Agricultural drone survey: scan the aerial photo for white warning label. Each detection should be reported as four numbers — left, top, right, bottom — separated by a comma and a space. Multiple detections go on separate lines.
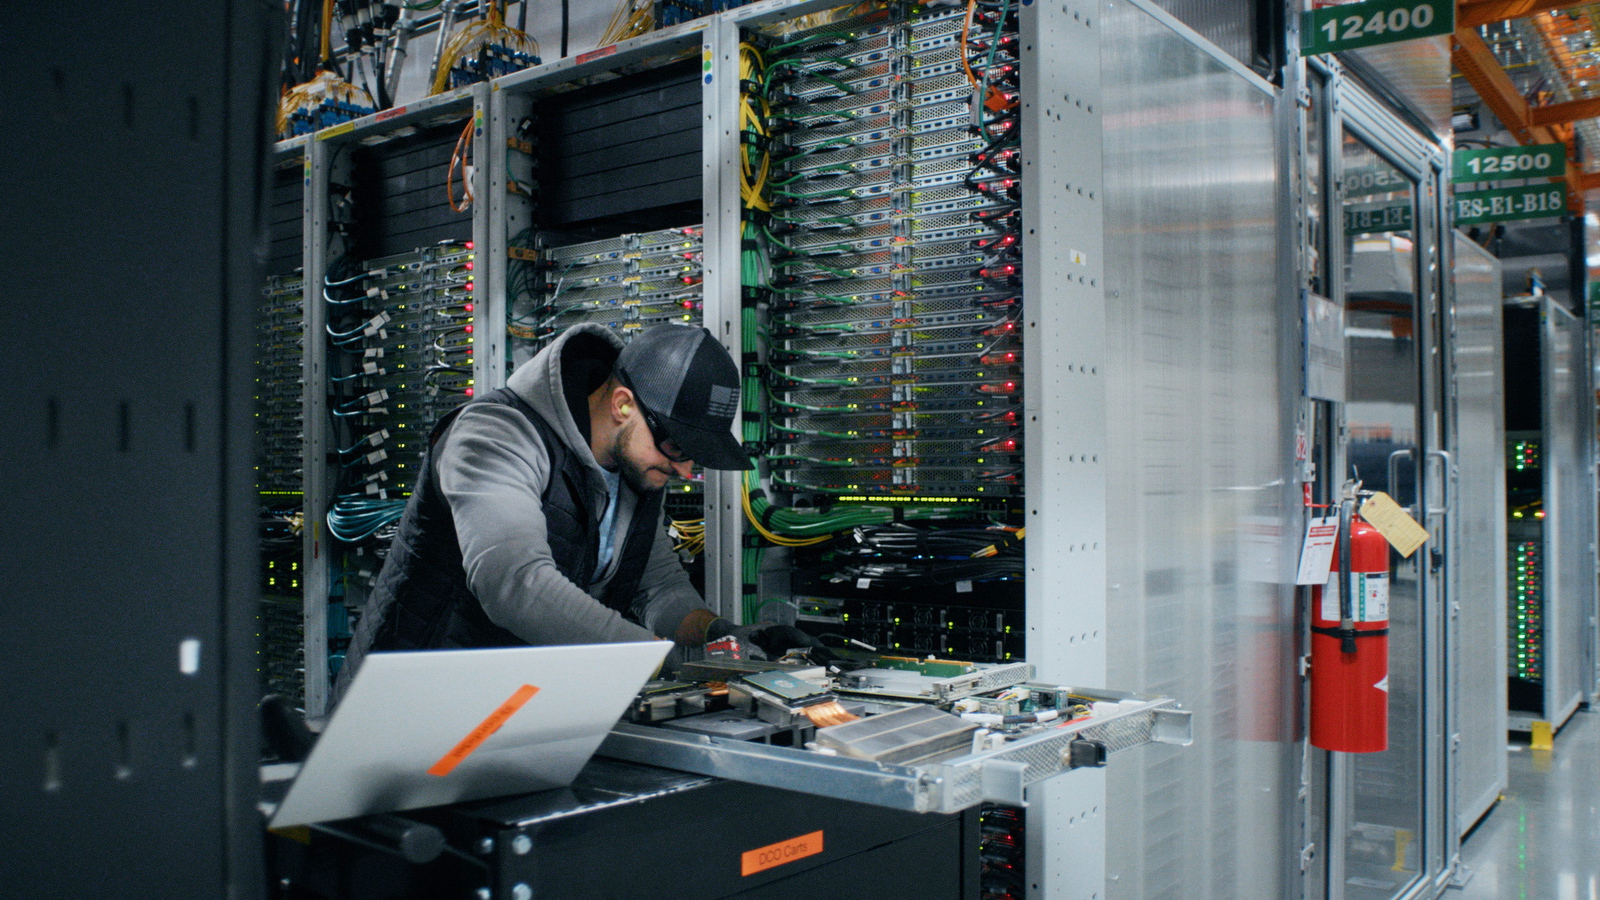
1321, 572, 1389, 622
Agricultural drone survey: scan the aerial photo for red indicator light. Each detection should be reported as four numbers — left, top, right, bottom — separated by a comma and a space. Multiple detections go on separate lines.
464, 303, 474, 312
980, 352, 1017, 364
465, 387, 474, 396
464, 241, 474, 250
464, 324, 474, 333
464, 261, 474, 271
465, 281, 474, 291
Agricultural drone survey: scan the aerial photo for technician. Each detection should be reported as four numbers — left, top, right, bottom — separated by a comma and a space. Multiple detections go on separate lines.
336, 322, 770, 699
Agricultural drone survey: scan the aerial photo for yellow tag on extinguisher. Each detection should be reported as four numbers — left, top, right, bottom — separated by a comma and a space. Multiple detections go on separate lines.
1359, 492, 1430, 558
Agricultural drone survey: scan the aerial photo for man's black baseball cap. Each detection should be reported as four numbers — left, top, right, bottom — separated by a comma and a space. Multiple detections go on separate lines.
615, 324, 753, 471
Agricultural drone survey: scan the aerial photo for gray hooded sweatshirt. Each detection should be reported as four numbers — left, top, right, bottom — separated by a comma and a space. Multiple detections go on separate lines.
432, 324, 708, 644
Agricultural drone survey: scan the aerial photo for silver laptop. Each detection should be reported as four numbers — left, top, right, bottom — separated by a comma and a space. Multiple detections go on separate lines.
267, 641, 670, 828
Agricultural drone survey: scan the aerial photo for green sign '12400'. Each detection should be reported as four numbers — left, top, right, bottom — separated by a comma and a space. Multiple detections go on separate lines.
1303, 0, 1454, 55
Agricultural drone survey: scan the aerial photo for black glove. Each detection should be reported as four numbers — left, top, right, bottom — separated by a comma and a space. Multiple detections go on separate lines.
704, 618, 769, 660
706, 619, 833, 661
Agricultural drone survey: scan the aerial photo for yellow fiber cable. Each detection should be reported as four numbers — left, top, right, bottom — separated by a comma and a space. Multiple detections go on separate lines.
741, 475, 833, 547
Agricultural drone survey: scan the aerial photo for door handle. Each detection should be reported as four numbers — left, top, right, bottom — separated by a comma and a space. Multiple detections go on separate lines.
1387, 448, 1415, 514
1427, 449, 1454, 517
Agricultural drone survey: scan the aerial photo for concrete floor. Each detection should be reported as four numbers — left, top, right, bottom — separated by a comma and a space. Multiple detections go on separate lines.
1448, 706, 1600, 900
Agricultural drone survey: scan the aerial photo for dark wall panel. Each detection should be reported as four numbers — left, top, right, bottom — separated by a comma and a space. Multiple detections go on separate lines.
0, 2, 276, 897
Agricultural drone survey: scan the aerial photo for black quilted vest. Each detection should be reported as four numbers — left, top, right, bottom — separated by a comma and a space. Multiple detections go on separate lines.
353, 387, 664, 658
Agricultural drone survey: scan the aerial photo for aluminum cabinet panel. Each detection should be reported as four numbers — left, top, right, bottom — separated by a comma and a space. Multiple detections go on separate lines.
1450, 232, 1506, 837
1100, 4, 1297, 899
1542, 300, 1593, 728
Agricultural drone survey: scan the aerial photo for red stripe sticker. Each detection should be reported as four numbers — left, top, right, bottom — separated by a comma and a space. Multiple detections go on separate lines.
428, 684, 539, 777
575, 45, 618, 65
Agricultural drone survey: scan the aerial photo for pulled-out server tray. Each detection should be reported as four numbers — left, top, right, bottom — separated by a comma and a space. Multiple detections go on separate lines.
600, 683, 1191, 814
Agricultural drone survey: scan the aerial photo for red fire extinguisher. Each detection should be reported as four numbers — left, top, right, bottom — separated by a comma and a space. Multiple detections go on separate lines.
1309, 503, 1390, 753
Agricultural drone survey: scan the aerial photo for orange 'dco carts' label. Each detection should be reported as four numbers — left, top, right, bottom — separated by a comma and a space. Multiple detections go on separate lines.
742, 831, 824, 876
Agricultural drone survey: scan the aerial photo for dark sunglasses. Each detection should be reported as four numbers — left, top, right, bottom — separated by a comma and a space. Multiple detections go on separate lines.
617, 372, 691, 464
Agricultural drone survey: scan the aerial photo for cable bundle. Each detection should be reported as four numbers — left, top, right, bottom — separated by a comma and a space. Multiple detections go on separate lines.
828, 523, 1024, 586
279, 69, 377, 138
430, 1, 539, 95
327, 497, 407, 543
669, 517, 706, 558
278, 0, 377, 137
600, 0, 655, 46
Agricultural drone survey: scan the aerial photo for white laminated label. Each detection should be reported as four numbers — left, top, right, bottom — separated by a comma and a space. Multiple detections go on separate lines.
1295, 516, 1339, 585
1320, 571, 1389, 622
856, 578, 872, 589
955, 580, 973, 593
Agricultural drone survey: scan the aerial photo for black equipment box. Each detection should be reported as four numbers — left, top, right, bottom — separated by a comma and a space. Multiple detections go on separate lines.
268, 757, 979, 899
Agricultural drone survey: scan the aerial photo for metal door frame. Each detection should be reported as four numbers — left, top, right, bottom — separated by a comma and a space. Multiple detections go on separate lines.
1311, 59, 1457, 900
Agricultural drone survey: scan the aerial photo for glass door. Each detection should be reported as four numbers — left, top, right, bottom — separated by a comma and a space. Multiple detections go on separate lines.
1334, 130, 1440, 900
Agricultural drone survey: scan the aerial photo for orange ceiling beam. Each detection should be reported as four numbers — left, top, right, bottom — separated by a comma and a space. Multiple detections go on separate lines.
1457, 0, 1586, 28
1529, 95, 1600, 126
1453, 25, 1537, 136
1453, 25, 1586, 211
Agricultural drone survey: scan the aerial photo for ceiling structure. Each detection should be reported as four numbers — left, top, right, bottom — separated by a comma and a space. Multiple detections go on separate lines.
1452, 0, 1600, 199
1449, 0, 1600, 284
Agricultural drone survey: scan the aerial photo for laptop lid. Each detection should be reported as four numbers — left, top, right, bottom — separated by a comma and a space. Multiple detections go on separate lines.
268, 640, 670, 828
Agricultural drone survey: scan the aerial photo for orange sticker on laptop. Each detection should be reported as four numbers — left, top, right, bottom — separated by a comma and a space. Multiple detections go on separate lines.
427, 684, 539, 777
741, 830, 823, 876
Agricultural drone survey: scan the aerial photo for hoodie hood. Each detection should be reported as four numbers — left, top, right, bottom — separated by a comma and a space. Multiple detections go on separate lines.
505, 324, 624, 479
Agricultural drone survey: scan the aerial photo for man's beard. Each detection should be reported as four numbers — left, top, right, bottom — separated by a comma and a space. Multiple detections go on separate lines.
610, 421, 669, 494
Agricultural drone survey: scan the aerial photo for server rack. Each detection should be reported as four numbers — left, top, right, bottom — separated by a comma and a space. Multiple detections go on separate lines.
1503, 297, 1595, 734
296, 85, 493, 719
260, 136, 311, 711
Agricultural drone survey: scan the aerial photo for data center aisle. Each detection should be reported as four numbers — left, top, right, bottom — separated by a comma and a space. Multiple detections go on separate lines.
1448, 706, 1600, 898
